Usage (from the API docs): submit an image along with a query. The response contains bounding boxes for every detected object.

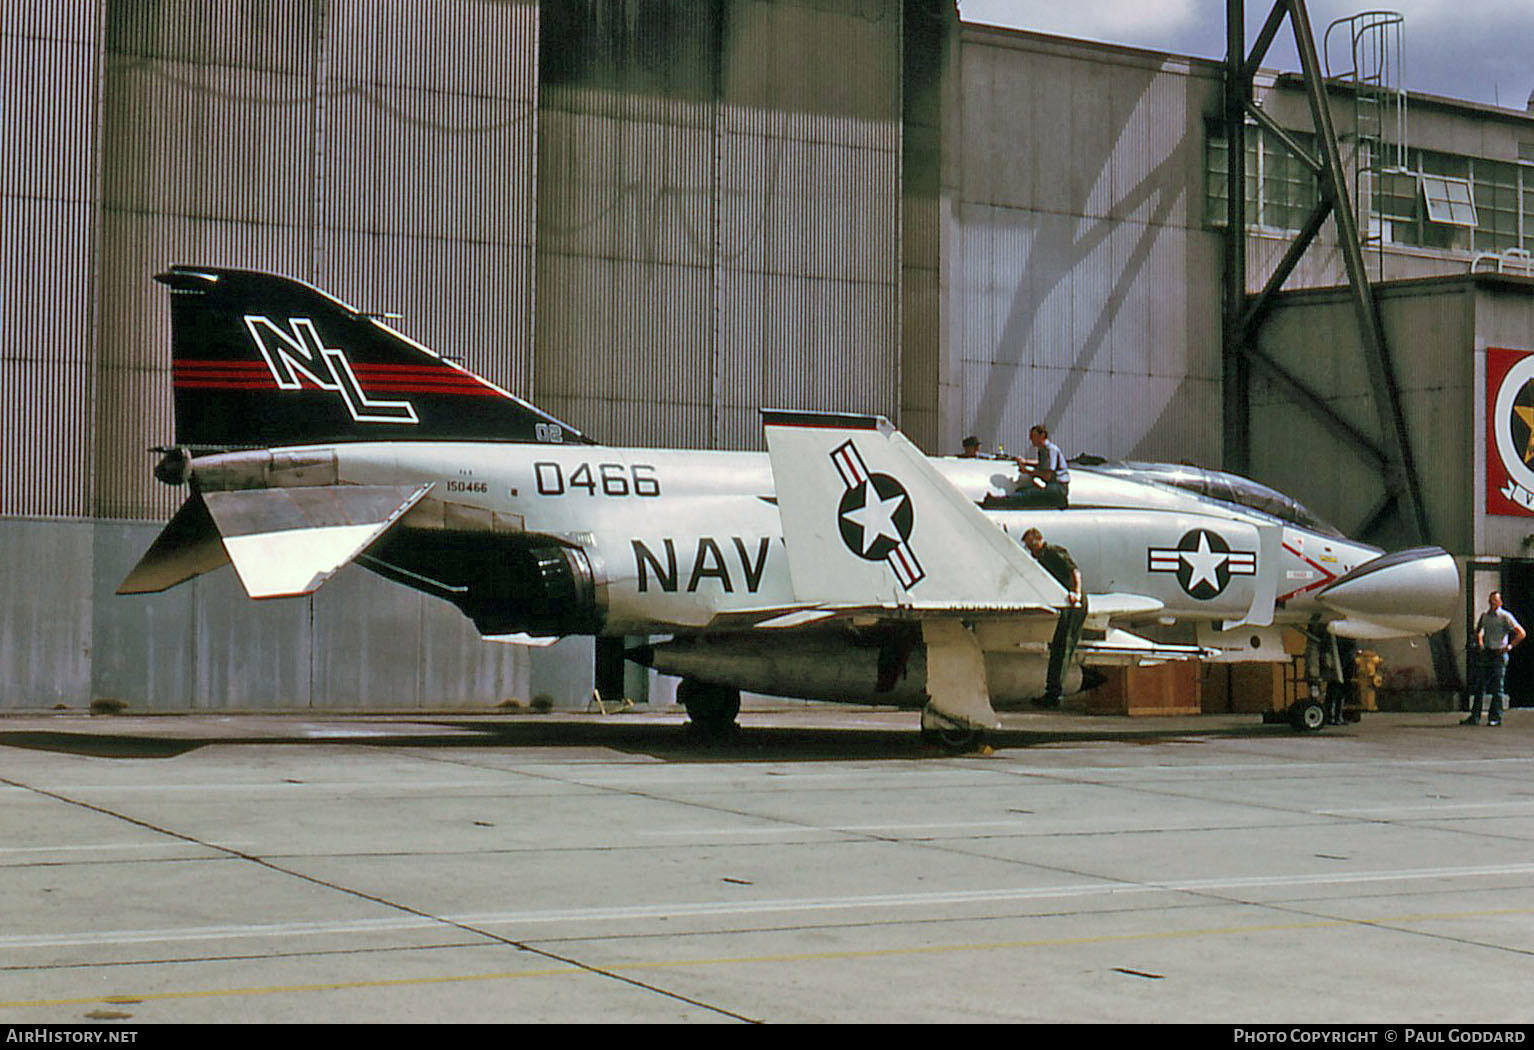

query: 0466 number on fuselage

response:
[534,461,661,498]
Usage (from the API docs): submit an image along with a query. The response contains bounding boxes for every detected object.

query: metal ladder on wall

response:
[1325,11,1409,278]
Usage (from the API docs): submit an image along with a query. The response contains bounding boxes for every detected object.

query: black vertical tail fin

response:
[157,266,589,449]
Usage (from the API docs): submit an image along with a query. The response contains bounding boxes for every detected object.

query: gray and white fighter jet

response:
[122,268,1460,745]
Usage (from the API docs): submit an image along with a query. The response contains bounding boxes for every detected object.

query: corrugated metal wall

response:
[1,0,916,709]
[91,0,542,522]
[533,0,903,451]
[897,0,951,453]
[95,0,316,521]
[949,28,1224,466]
[319,0,541,396]
[1,3,103,519]
[3,1,544,710]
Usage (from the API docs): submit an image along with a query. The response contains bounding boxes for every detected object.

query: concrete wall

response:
[0,517,533,711]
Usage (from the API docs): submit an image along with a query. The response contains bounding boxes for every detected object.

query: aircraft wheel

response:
[921,726,985,754]
[1291,699,1327,732]
[919,705,987,754]
[677,680,741,737]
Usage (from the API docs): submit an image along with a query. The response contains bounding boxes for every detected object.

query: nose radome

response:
[1316,547,1459,637]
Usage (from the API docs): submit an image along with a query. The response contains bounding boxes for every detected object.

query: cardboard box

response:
[1085,662,1201,716]
[1225,659,1305,713]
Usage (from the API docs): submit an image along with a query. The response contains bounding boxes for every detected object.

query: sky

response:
[958,1,1533,111]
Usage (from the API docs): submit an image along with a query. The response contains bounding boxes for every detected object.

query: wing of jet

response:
[762,410,1193,733]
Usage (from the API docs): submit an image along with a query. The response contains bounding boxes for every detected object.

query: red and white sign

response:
[1486,346,1534,516]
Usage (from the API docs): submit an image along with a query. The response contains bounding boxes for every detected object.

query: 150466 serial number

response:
[534,461,660,497]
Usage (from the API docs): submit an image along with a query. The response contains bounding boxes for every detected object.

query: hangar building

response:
[3,0,1533,710]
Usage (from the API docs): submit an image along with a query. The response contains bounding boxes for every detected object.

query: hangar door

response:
[1498,560,1534,707]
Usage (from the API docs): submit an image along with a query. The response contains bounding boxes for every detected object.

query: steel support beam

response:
[1223,0,1432,549]
[1244,100,1323,175]
[1240,196,1333,334]
[1242,0,1291,83]
[1225,1,1453,689]
[1284,0,1432,547]
[1242,345,1391,471]
[1352,490,1400,544]
[1223,0,1251,476]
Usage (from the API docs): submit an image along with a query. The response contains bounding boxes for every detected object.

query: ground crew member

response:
[1022,527,1085,708]
[1013,425,1070,508]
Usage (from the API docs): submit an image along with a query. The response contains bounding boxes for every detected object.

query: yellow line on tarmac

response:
[4,905,1530,1012]
[1,965,587,1011]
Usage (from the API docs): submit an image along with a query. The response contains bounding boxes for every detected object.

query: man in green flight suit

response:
[1021,527,1086,709]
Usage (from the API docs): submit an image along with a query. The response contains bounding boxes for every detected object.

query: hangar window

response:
[1213,128,1532,258]
[1420,174,1478,227]
[1372,148,1530,255]
[1472,160,1521,253]
[1205,123,1320,233]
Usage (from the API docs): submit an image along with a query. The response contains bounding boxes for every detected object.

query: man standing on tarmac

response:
[1463,591,1525,726]
[1022,527,1086,709]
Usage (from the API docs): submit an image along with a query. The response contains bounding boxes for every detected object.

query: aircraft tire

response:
[677,680,741,736]
[1291,699,1327,732]
[920,726,986,754]
[919,703,990,754]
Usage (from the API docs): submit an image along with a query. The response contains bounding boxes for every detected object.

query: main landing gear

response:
[919,703,989,754]
[676,679,741,738]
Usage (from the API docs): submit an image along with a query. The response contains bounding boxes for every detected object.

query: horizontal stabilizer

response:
[118,492,231,594]
[762,411,1068,613]
[205,483,432,599]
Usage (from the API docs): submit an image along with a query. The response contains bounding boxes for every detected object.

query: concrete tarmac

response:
[1,705,1532,1025]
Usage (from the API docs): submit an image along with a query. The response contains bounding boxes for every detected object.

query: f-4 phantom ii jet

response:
[122,267,1460,746]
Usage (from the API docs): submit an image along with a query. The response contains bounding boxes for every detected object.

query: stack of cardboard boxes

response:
[1084,630,1327,717]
